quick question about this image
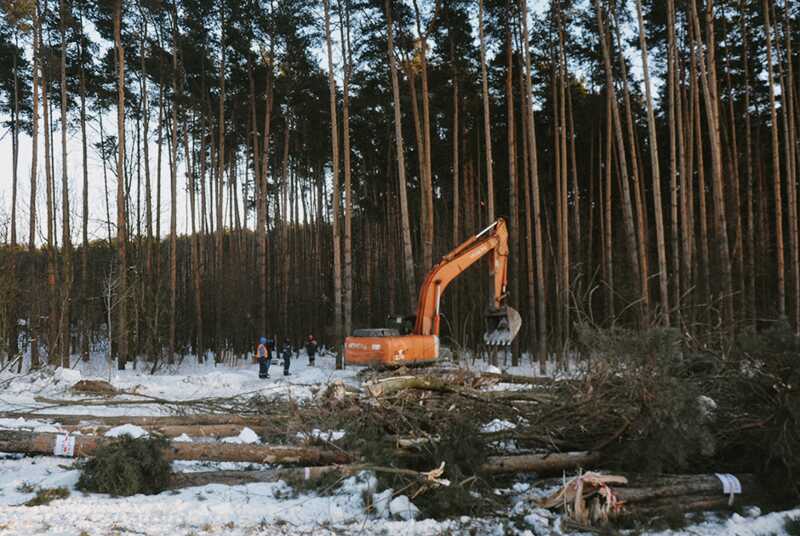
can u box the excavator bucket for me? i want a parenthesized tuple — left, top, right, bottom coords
(483, 306, 522, 346)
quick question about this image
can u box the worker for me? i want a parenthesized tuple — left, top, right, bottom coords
(305, 334, 318, 366)
(280, 338, 293, 376)
(257, 336, 272, 379)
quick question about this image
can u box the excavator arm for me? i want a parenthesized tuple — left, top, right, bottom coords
(414, 219, 512, 338)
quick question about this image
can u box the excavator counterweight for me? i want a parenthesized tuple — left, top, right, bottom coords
(345, 219, 522, 367)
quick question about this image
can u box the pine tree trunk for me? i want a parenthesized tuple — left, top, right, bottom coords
(323, 0, 343, 346)
(519, 52, 536, 360)
(339, 0, 353, 339)
(58, 0, 73, 366)
(385, 0, 417, 308)
(595, 0, 642, 322)
(505, 15, 519, 366)
(604, 90, 614, 321)
(114, 0, 129, 370)
(9, 29, 19, 362)
(412, 0, 435, 270)
(740, 0, 756, 326)
(690, 0, 734, 326)
(169, 6, 179, 364)
(216, 2, 226, 358)
(775, 3, 799, 334)
(784, 4, 800, 334)
(29, 3, 39, 255)
(41, 3, 58, 366)
(763, 0, 786, 320)
(478, 0, 494, 222)
(635, 0, 669, 326)
(519, 0, 547, 371)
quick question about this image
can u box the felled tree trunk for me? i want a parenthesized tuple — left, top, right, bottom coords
(0, 413, 266, 427)
(62, 424, 258, 439)
(0, 430, 349, 465)
(481, 451, 601, 476)
(613, 474, 762, 504)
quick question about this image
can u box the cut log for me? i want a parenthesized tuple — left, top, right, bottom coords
(614, 474, 762, 504)
(538, 472, 771, 527)
(480, 451, 601, 475)
(61, 424, 257, 439)
(167, 467, 344, 489)
(0, 430, 350, 465)
(167, 452, 599, 491)
(365, 376, 552, 403)
(0, 412, 266, 427)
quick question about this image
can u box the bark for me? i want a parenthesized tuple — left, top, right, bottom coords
(0, 413, 266, 427)
(412, 0, 436, 270)
(764, 0, 786, 321)
(519, 0, 547, 371)
(605, 88, 614, 320)
(62, 424, 258, 439)
(690, 0, 734, 325)
(741, 0, 755, 327)
(595, 0, 643, 320)
(689, 21, 710, 313)
(323, 0, 343, 345)
(42, 1, 57, 365)
(58, 0, 73, 366)
(29, 3, 39, 253)
(0, 430, 350, 466)
(79, 4, 90, 360)
(519, 48, 536, 358)
(339, 0, 353, 339)
(787, 8, 800, 334)
(556, 4, 569, 353)
(478, 0, 494, 222)
(184, 119, 203, 359)
(505, 14, 519, 366)
(635, 0, 669, 325)
(215, 0, 226, 357)
(481, 451, 601, 476)
(114, 0, 128, 370)
(778, 3, 799, 334)
(169, 7, 179, 363)
(384, 0, 418, 304)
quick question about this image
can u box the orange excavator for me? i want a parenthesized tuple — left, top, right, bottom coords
(345, 218, 521, 367)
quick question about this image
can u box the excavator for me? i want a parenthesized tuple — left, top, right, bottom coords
(345, 218, 522, 367)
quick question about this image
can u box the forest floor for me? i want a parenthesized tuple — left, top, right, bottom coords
(0, 352, 798, 535)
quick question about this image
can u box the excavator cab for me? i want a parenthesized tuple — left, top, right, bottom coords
(484, 306, 522, 346)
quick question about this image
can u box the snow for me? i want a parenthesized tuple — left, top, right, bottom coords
(1, 350, 799, 535)
(296, 429, 346, 442)
(389, 495, 420, 521)
(0, 351, 359, 417)
(221, 427, 261, 444)
(481, 418, 517, 433)
(104, 424, 149, 439)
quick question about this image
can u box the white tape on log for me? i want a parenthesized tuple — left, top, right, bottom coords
(715, 473, 742, 505)
(304, 467, 311, 481)
(53, 433, 76, 457)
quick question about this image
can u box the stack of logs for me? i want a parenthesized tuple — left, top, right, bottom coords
(0, 369, 774, 526)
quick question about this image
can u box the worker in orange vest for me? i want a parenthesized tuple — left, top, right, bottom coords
(257, 336, 273, 379)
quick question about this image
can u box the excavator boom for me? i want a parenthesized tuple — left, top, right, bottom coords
(345, 218, 521, 367)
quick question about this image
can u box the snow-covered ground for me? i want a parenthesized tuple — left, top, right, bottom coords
(1, 351, 798, 535)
